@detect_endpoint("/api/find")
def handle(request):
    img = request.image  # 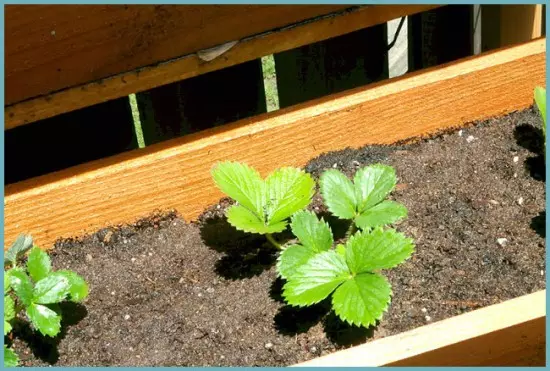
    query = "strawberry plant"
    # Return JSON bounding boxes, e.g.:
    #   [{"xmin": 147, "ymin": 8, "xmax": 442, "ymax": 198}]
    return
[
  {"xmin": 4, "ymin": 234, "xmax": 89, "ymax": 367},
  {"xmin": 211, "ymin": 160, "xmax": 414, "ymax": 328},
  {"xmin": 319, "ymin": 164, "xmax": 407, "ymax": 236},
  {"xmin": 211, "ymin": 161, "xmax": 315, "ymax": 248},
  {"xmin": 278, "ymin": 210, "xmax": 414, "ymax": 327},
  {"xmin": 534, "ymin": 86, "xmax": 546, "ymax": 157}
]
